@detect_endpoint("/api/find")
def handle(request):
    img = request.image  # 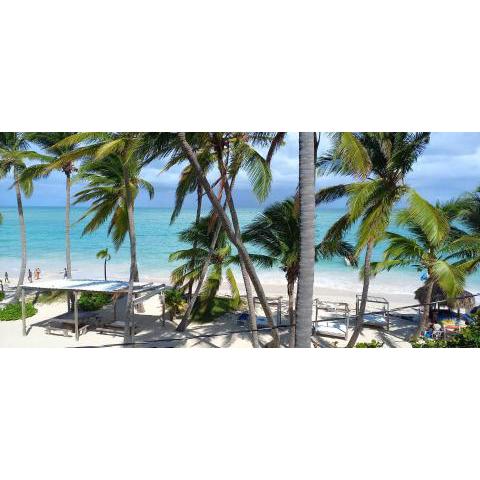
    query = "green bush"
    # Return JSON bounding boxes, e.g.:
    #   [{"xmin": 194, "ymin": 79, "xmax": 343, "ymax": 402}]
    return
[
  {"xmin": 0, "ymin": 291, "xmax": 5, "ymax": 302},
  {"xmin": 355, "ymin": 339, "xmax": 384, "ymax": 348},
  {"xmin": 77, "ymin": 292, "xmax": 111, "ymax": 311},
  {"xmin": 164, "ymin": 289, "xmax": 186, "ymax": 319},
  {"xmin": 0, "ymin": 302, "xmax": 37, "ymax": 321}
]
